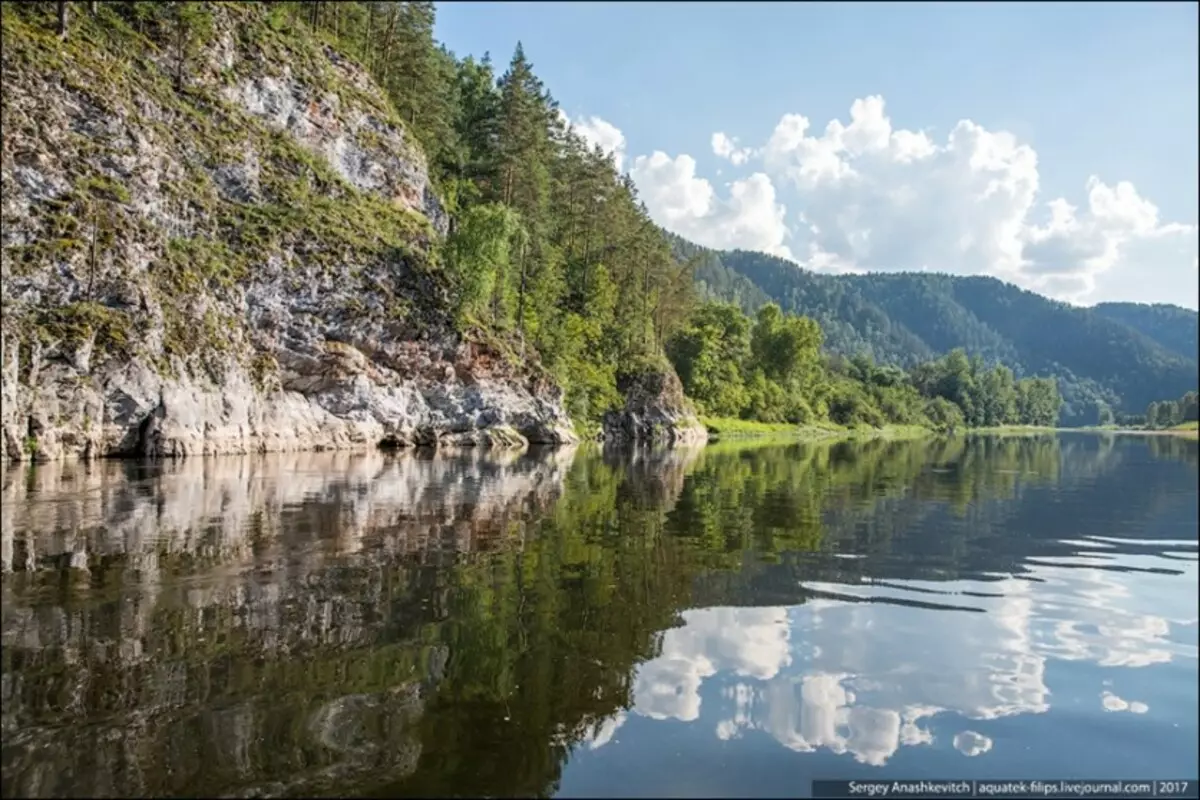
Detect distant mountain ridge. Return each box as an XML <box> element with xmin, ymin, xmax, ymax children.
<box><xmin>1090</xmin><ymin>302</ymin><xmax>1199</xmax><ymax>363</ymax></box>
<box><xmin>667</xmin><ymin>232</ymin><xmax>1199</xmax><ymax>425</ymax></box>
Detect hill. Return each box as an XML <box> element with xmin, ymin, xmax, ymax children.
<box><xmin>1091</xmin><ymin>302</ymin><xmax>1198</xmax><ymax>362</ymax></box>
<box><xmin>676</xmin><ymin>241</ymin><xmax>1199</xmax><ymax>425</ymax></box>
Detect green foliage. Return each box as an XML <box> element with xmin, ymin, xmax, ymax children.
<box><xmin>33</xmin><ymin>301</ymin><xmax>135</xmax><ymax>355</ymax></box>
<box><xmin>666</xmin><ymin>301</ymin><xmax>1064</xmax><ymax>431</ymax></box>
<box><xmin>1144</xmin><ymin>390</ymin><xmax>1199</xmax><ymax>430</ymax></box>
<box><xmin>1093</xmin><ymin>302</ymin><xmax>1199</xmax><ymax>363</ymax></box>
<box><xmin>685</xmin><ymin>244</ymin><xmax>1198</xmax><ymax>425</ymax></box>
<box><xmin>924</xmin><ymin>396</ymin><xmax>965</xmax><ymax>433</ymax></box>
<box><xmin>666</xmin><ymin>302</ymin><xmax>750</xmax><ymax>417</ymax></box>
<box><xmin>445</xmin><ymin>203</ymin><xmax>522</xmax><ymax>325</ymax></box>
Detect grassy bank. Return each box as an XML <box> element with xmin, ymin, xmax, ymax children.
<box><xmin>700</xmin><ymin>417</ymin><xmax>931</xmax><ymax>443</ymax></box>
<box><xmin>1164</xmin><ymin>422</ymin><xmax>1198</xmax><ymax>439</ymax></box>
<box><xmin>698</xmin><ymin>419</ymin><xmax>1200</xmax><ymax>444</ymax></box>
<box><xmin>969</xmin><ymin>425</ymin><xmax>1060</xmax><ymax>436</ymax></box>
<box><xmin>1069</xmin><ymin>422</ymin><xmax>1200</xmax><ymax>439</ymax></box>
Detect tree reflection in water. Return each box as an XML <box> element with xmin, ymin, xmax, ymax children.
<box><xmin>1</xmin><ymin>434</ymin><xmax>1196</xmax><ymax>797</ymax></box>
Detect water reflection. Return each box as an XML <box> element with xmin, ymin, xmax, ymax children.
<box><xmin>1</xmin><ymin>434</ymin><xmax>1197</xmax><ymax>798</ymax></box>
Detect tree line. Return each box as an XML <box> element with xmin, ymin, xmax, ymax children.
<box><xmin>1144</xmin><ymin>391</ymin><xmax>1199</xmax><ymax>430</ymax></box>
<box><xmin>667</xmin><ymin>300</ymin><xmax>1062</xmax><ymax>431</ymax></box>
<box><xmin>29</xmin><ymin>2</ymin><xmax>1068</xmax><ymax>431</ymax></box>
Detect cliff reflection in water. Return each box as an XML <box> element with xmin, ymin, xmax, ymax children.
<box><xmin>2</xmin><ymin>434</ymin><xmax>1197</xmax><ymax>798</ymax></box>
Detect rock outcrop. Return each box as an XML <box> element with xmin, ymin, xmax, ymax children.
<box><xmin>0</xmin><ymin>5</ymin><xmax>575</xmax><ymax>462</ymax></box>
<box><xmin>602</xmin><ymin>366</ymin><xmax>707</xmax><ymax>446</ymax></box>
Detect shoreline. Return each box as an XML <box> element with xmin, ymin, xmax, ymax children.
<box><xmin>4</xmin><ymin>420</ymin><xmax>1193</xmax><ymax>469</ymax></box>
<box><xmin>701</xmin><ymin>418</ymin><xmax>933</xmax><ymax>443</ymax></box>
<box><xmin>701</xmin><ymin>419</ymin><xmax>1200</xmax><ymax>443</ymax></box>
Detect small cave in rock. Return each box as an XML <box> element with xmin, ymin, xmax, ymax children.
<box><xmin>378</xmin><ymin>434</ymin><xmax>412</xmax><ymax>451</ymax></box>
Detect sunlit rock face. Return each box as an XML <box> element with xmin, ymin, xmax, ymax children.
<box><xmin>1</xmin><ymin>4</ymin><xmax>575</xmax><ymax>464</ymax></box>
<box><xmin>602</xmin><ymin>368</ymin><xmax>707</xmax><ymax>447</ymax></box>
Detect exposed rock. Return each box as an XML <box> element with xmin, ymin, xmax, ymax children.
<box><xmin>0</xmin><ymin>5</ymin><xmax>575</xmax><ymax>462</ymax></box>
<box><xmin>602</xmin><ymin>367</ymin><xmax>708</xmax><ymax>446</ymax></box>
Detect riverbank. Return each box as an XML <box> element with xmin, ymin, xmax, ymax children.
<box><xmin>969</xmin><ymin>425</ymin><xmax>1060</xmax><ymax>436</ymax></box>
<box><xmin>1073</xmin><ymin>422</ymin><xmax>1199</xmax><ymax>439</ymax></box>
<box><xmin>700</xmin><ymin>417</ymin><xmax>931</xmax><ymax>443</ymax></box>
<box><xmin>698</xmin><ymin>420</ymin><xmax>1137</xmax><ymax>443</ymax></box>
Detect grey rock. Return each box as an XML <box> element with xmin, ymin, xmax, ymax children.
<box><xmin>602</xmin><ymin>367</ymin><xmax>708</xmax><ymax>447</ymax></box>
<box><xmin>0</xmin><ymin>4</ymin><xmax>573</xmax><ymax>463</ymax></box>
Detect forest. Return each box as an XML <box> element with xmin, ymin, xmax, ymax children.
<box><xmin>687</xmin><ymin>244</ymin><xmax>1199</xmax><ymax>426</ymax></box>
<box><xmin>26</xmin><ymin>1</ymin><xmax>1197</xmax><ymax>432</ymax></box>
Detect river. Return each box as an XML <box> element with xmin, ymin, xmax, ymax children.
<box><xmin>1</xmin><ymin>433</ymin><xmax>1197</xmax><ymax>797</ymax></box>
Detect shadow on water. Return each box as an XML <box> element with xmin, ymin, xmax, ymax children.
<box><xmin>1</xmin><ymin>434</ymin><xmax>1197</xmax><ymax>797</ymax></box>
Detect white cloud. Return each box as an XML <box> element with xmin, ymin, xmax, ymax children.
<box><xmin>582</xmin><ymin>96</ymin><xmax>1197</xmax><ymax>307</ymax></box>
<box><xmin>580</xmin><ymin>711</ymin><xmax>627</xmax><ymax>749</ymax></box>
<box><xmin>712</xmin><ymin>132</ymin><xmax>753</xmax><ymax>166</ymax></box>
<box><xmin>629</xmin><ymin>152</ymin><xmax>794</xmax><ymax>259</ymax></box>
<box><xmin>759</xmin><ymin>98</ymin><xmax>1199</xmax><ymax>305</ymax></box>
<box><xmin>560</xmin><ymin>110</ymin><xmax>627</xmax><ymax>172</ymax></box>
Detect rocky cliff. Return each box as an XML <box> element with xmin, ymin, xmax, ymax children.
<box><xmin>602</xmin><ymin>365</ymin><xmax>707</xmax><ymax>446</ymax></box>
<box><xmin>0</xmin><ymin>3</ymin><xmax>576</xmax><ymax>462</ymax></box>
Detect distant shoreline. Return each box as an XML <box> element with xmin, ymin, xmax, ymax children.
<box><xmin>701</xmin><ymin>419</ymin><xmax>1200</xmax><ymax>442</ymax></box>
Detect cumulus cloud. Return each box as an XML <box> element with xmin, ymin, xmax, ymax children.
<box><xmin>632</xmin><ymin>606</ymin><xmax>791</xmax><ymax>722</ymax></box>
<box><xmin>712</xmin><ymin>132</ymin><xmax>754</xmax><ymax>166</ymax></box>
<box><xmin>583</xmin><ymin>96</ymin><xmax>1197</xmax><ymax>306</ymax></box>
<box><xmin>629</xmin><ymin>152</ymin><xmax>794</xmax><ymax>259</ymax></box>
<box><xmin>747</xmin><ymin>95</ymin><xmax>1200</xmax><ymax>301</ymax></box>
<box><xmin>581</xmin><ymin>711</ymin><xmax>627</xmax><ymax>749</ymax></box>
<box><xmin>953</xmin><ymin>730</ymin><xmax>994</xmax><ymax>757</ymax></box>
<box><xmin>560</xmin><ymin>110</ymin><xmax>627</xmax><ymax>172</ymax></box>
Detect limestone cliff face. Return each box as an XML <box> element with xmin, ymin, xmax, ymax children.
<box><xmin>0</xmin><ymin>5</ymin><xmax>575</xmax><ymax>462</ymax></box>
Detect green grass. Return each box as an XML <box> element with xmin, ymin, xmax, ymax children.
<box><xmin>700</xmin><ymin>417</ymin><xmax>806</xmax><ymax>438</ymax></box>
<box><xmin>2</xmin><ymin>0</ymin><xmax>442</xmax><ymax>377</ymax></box>
<box><xmin>843</xmin><ymin>423</ymin><xmax>930</xmax><ymax>440</ymax></box>
<box><xmin>970</xmin><ymin>425</ymin><xmax>1060</xmax><ymax>436</ymax></box>
<box><xmin>1067</xmin><ymin>421</ymin><xmax>1199</xmax><ymax>439</ymax></box>
<box><xmin>700</xmin><ymin>417</ymin><xmax>932</xmax><ymax>443</ymax></box>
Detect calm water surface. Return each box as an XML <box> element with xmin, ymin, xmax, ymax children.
<box><xmin>1</xmin><ymin>434</ymin><xmax>1197</xmax><ymax>797</ymax></box>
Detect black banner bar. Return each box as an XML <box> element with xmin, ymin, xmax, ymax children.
<box><xmin>810</xmin><ymin>779</ymin><xmax>1199</xmax><ymax>799</ymax></box>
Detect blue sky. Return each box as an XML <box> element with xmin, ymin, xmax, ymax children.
<box><xmin>435</xmin><ymin>1</ymin><xmax>1199</xmax><ymax>308</ymax></box>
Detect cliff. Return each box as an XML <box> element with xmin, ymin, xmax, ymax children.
<box><xmin>0</xmin><ymin>3</ymin><xmax>577</xmax><ymax>462</ymax></box>
<box><xmin>602</xmin><ymin>363</ymin><xmax>707</xmax><ymax>446</ymax></box>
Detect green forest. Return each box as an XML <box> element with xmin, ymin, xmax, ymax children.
<box><xmin>17</xmin><ymin>1</ymin><xmax>1198</xmax><ymax>433</ymax></box>
<box><xmin>686</xmin><ymin>244</ymin><xmax>1199</xmax><ymax>426</ymax></box>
